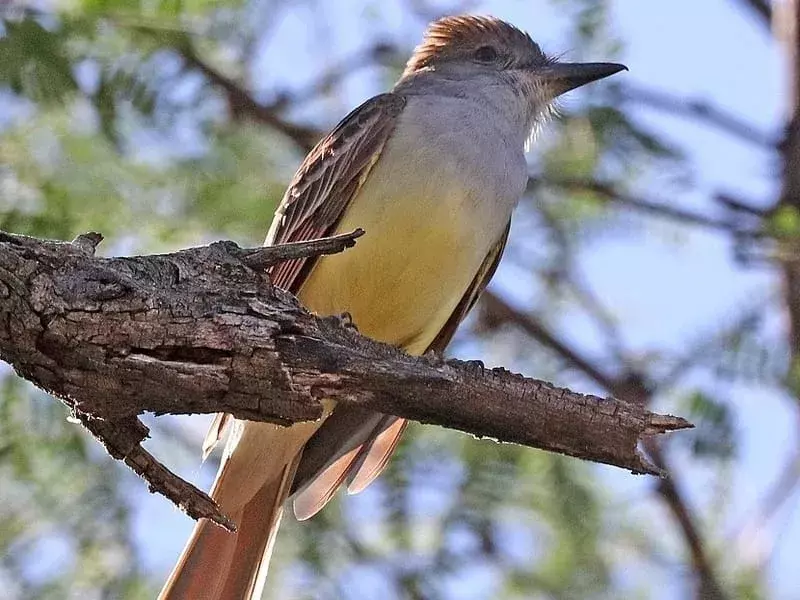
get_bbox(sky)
[131,1,800,598]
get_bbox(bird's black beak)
[537,62,627,96]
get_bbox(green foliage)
[585,105,685,168]
[0,17,81,106]
[0,377,154,599]
[769,204,800,238]
[0,5,286,597]
[678,392,737,461]
[0,98,284,248]
[77,0,230,17]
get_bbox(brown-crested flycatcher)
[159,15,625,599]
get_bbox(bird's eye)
[474,45,499,63]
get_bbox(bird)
[159,14,625,600]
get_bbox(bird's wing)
[292,221,512,515]
[266,92,407,289]
[202,92,407,457]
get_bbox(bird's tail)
[158,418,324,600]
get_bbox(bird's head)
[400,15,626,136]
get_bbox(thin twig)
[480,291,619,392]
[529,177,759,235]
[236,228,364,270]
[614,84,778,149]
[733,0,773,28]
[179,45,321,151]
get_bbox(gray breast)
[392,93,528,222]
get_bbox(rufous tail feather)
[158,417,326,600]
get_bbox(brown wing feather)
[345,418,409,495]
[293,444,362,521]
[267,93,407,291]
[202,93,406,457]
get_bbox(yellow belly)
[297,188,491,356]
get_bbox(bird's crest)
[403,15,543,77]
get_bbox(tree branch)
[528,177,762,235]
[179,45,321,152]
[733,0,773,29]
[644,440,728,600]
[776,0,800,399]
[0,230,690,530]
[614,83,777,149]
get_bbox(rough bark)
[0,229,691,529]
